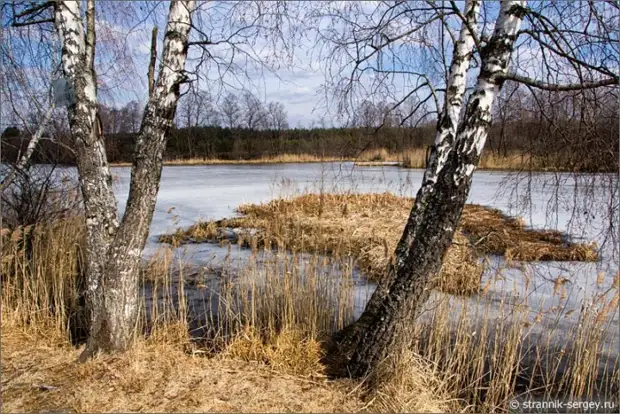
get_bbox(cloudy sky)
[4,1,614,130]
[91,1,341,128]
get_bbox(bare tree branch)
[0,104,55,191]
[502,73,619,91]
[148,26,158,97]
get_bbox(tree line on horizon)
[2,86,617,172]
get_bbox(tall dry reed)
[2,212,618,412]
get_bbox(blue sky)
[2,1,617,130]
[88,1,336,127]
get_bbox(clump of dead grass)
[364,349,456,413]
[1,325,374,413]
[459,204,599,262]
[1,217,86,340]
[220,326,325,377]
[162,193,483,295]
[162,193,598,296]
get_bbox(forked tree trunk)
[345,0,526,377]
[54,0,196,359]
[54,0,120,355]
[85,0,196,357]
[338,0,480,349]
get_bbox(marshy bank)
[157,192,618,406]
[2,209,617,412]
[2,163,618,412]
[160,192,598,295]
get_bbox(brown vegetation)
[0,326,362,413]
[111,153,349,167]
[110,148,574,172]
[1,215,617,412]
[161,193,598,296]
[460,204,599,262]
[356,147,556,171]
[1,218,451,413]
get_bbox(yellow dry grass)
[162,193,598,296]
[162,193,483,295]
[1,210,615,413]
[110,148,558,171]
[460,204,599,262]
[112,153,348,167]
[367,348,456,413]
[1,323,451,413]
[356,147,552,171]
[219,327,326,377]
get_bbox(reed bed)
[109,147,557,171]
[112,153,348,167]
[161,193,598,296]
[1,218,451,413]
[355,147,553,171]
[2,198,616,413]
[1,218,86,340]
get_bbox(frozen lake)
[5,161,615,389]
[106,162,617,382]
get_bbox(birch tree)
[13,0,197,358]
[317,0,618,376]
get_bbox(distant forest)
[2,88,618,172]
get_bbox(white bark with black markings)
[344,0,527,377]
[54,1,119,355]
[342,0,481,347]
[87,0,196,357]
[53,0,196,358]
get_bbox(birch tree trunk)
[53,0,196,359]
[84,0,196,357]
[345,0,526,377]
[54,1,120,357]
[339,0,481,348]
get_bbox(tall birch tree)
[14,0,197,358]
[317,0,618,376]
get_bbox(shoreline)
[108,158,608,173]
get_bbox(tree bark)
[85,0,196,357]
[53,0,196,359]
[337,0,481,351]
[344,0,527,377]
[54,0,120,360]
[148,26,158,97]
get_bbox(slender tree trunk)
[338,0,481,350]
[81,0,196,359]
[344,0,526,377]
[53,0,196,359]
[54,0,120,359]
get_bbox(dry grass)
[219,327,325,377]
[0,227,450,413]
[367,348,457,413]
[161,193,598,295]
[2,212,618,413]
[162,193,483,295]
[0,325,360,413]
[355,147,555,171]
[109,148,560,171]
[413,285,620,411]
[460,204,599,262]
[112,153,348,167]
[0,218,86,339]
